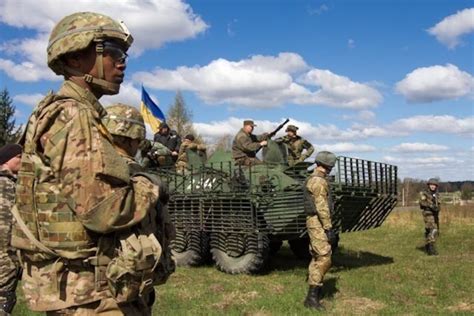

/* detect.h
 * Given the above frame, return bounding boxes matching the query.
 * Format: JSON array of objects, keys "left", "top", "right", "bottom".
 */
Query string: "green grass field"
[{"left": 13, "top": 205, "right": 474, "bottom": 315}]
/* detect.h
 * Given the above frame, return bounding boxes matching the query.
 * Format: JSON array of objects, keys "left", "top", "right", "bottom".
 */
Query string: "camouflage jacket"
[
  {"left": 176, "top": 141, "right": 206, "bottom": 165},
  {"left": 276, "top": 135, "right": 314, "bottom": 165},
  {"left": 13, "top": 80, "right": 160, "bottom": 311},
  {"left": 232, "top": 129, "right": 266, "bottom": 160},
  {"left": 419, "top": 190, "right": 441, "bottom": 213},
  {"left": 306, "top": 169, "right": 332, "bottom": 230},
  {"left": 0, "top": 167, "right": 16, "bottom": 257}
]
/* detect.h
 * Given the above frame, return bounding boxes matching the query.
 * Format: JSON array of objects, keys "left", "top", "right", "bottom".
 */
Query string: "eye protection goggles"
[{"left": 102, "top": 41, "right": 128, "bottom": 64}]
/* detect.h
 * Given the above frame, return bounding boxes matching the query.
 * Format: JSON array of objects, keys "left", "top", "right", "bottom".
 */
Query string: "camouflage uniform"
[
  {"left": 11, "top": 13, "right": 162, "bottom": 315},
  {"left": 0, "top": 167, "right": 20, "bottom": 314},
  {"left": 232, "top": 128, "right": 266, "bottom": 166},
  {"left": 276, "top": 135, "right": 314, "bottom": 166},
  {"left": 175, "top": 141, "right": 206, "bottom": 172},
  {"left": 419, "top": 189, "right": 440, "bottom": 252},
  {"left": 305, "top": 169, "right": 332, "bottom": 287}
]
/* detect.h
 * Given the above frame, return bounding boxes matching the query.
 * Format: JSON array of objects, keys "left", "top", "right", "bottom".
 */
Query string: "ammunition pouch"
[{"left": 106, "top": 233, "right": 162, "bottom": 304}]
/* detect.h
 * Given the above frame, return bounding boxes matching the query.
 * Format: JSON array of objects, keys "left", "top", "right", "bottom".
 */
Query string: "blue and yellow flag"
[{"left": 140, "top": 86, "right": 166, "bottom": 134}]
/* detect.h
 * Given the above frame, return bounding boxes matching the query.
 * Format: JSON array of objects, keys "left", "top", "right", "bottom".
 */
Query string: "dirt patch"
[
  {"left": 333, "top": 296, "right": 386, "bottom": 314},
  {"left": 447, "top": 302, "right": 474, "bottom": 312},
  {"left": 209, "top": 283, "right": 225, "bottom": 293},
  {"left": 212, "top": 290, "right": 260, "bottom": 310}
]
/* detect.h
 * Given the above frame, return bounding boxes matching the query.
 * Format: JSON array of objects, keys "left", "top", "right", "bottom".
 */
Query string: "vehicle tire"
[
  {"left": 171, "top": 230, "right": 210, "bottom": 267},
  {"left": 289, "top": 237, "right": 311, "bottom": 260},
  {"left": 210, "top": 232, "right": 270, "bottom": 274},
  {"left": 269, "top": 240, "right": 283, "bottom": 255}
]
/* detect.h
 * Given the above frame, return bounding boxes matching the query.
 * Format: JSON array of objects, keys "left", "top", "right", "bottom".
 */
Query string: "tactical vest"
[{"left": 11, "top": 93, "right": 102, "bottom": 260}]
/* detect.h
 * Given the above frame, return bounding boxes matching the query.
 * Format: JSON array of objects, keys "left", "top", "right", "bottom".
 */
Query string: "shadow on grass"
[
  {"left": 331, "top": 247, "right": 394, "bottom": 272},
  {"left": 322, "top": 277, "right": 339, "bottom": 299}
]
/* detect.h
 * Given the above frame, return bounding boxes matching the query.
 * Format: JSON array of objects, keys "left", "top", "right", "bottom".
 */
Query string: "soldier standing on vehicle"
[
  {"left": 275, "top": 124, "right": 314, "bottom": 166},
  {"left": 11, "top": 12, "right": 165, "bottom": 315},
  {"left": 0, "top": 144, "right": 22, "bottom": 315},
  {"left": 304, "top": 151, "right": 337, "bottom": 310},
  {"left": 154, "top": 122, "right": 181, "bottom": 161},
  {"left": 175, "top": 134, "right": 207, "bottom": 172},
  {"left": 419, "top": 178, "right": 441, "bottom": 256},
  {"left": 232, "top": 120, "right": 268, "bottom": 166}
]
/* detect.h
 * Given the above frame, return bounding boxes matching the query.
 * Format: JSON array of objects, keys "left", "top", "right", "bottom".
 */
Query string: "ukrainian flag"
[{"left": 140, "top": 86, "right": 166, "bottom": 134}]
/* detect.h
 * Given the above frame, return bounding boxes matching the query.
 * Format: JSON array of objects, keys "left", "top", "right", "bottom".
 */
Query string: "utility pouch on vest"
[
  {"left": 106, "top": 233, "right": 162, "bottom": 303},
  {"left": 304, "top": 178, "right": 317, "bottom": 216}
]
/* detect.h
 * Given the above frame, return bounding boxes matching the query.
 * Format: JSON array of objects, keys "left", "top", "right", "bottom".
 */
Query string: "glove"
[{"left": 325, "top": 229, "right": 338, "bottom": 247}]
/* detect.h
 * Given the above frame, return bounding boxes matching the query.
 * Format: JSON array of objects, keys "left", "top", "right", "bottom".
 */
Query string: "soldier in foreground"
[
  {"left": 175, "top": 134, "right": 207, "bottom": 172},
  {"left": 419, "top": 178, "right": 441, "bottom": 256},
  {"left": 11, "top": 12, "right": 164, "bottom": 315},
  {"left": 0, "top": 144, "right": 22, "bottom": 315},
  {"left": 275, "top": 124, "right": 314, "bottom": 166},
  {"left": 304, "top": 151, "right": 337, "bottom": 310},
  {"left": 232, "top": 120, "right": 268, "bottom": 166}
]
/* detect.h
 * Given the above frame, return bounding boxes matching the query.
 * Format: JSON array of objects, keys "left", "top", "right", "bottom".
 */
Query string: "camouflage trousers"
[
  {"left": 234, "top": 157, "right": 263, "bottom": 166},
  {"left": 422, "top": 210, "right": 439, "bottom": 244},
  {"left": 45, "top": 295, "right": 153, "bottom": 316},
  {"left": 306, "top": 216, "right": 332, "bottom": 287},
  {"left": 175, "top": 161, "right": 188, "bottom": 173},
  {"left": 0, "top": 211, "right": 20, "bottom": 314}
]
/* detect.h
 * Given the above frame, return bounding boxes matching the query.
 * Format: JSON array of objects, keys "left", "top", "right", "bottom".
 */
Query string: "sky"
[{"left": 0, "top": 0, "right": 473, "bottom": 181}]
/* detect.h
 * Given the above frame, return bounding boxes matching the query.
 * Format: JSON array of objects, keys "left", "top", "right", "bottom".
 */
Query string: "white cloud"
[
  {"left": 343, "top": 110, "right": 376, "bottom": 122},
  {"left": 0, "top": 0, "right": 208, "bottom": 81},
  {"left": 427, "top": 8, "right": 474, "bottom": 49},
  {"left": 308, "top": 4, "right": 329, "bottom": 16},
  {"left": 383, "top": 155, "right": 459, "bottom": 166},
  {"left": 134, "top": 52, "right": 382, "bottom": 109},
  {"left": 390, "top": 142, "right": 449, "bottom": 153},
  {"left": 101, "top": 82, "right": 144, "bottom": 108},
  {"left": 13, "top": 93, "right": 45, "bottom": 107},
  {"left": 348, "top": 39, "right": 355, "bottom": 49},
  {"left": 318, "top": 142, "right": 375, "bottom": 153},
  {"left": 395, "top": 64, "right": 474, "bottom": 103},
  {"left": 392, "top": 115, "right": 474, "bottom": 135}
]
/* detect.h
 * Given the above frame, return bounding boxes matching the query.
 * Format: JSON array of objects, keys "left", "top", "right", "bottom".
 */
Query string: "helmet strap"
[{"left": 62, "top": 40, "right": 120, "bottom": 95}]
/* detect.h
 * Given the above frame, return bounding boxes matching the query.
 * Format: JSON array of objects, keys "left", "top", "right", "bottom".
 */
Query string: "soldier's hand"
[
  {"left": 260, "top": 140, "right": 268, "bottom": 147},
  {"left": 171, "top": 151, "right": 178, "bottom": 156},
  {"left": 325, "top": 229, "right": 338, "bottom": 247}
]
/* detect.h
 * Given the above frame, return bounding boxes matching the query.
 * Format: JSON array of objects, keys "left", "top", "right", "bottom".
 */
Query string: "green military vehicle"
[{"left": 159, "top": 139, "right": 398, "bottom": 274}]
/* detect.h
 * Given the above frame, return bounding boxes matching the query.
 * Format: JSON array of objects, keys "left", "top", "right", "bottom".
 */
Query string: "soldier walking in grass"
[
  {"left": 11, "top": 12, "right": 167, "bottom": 315},
  {"left": 275, "top": 124, "right": 314, "bottom": 166},
  {"left": 232, "top": 120, "right": 268, "bottom": 166},
  {"left": 304, "top": 151, "right": 337, "bottom": 310},
  {"left": 0, "top": 144, "right": 22, "bottom": 315},
  {"left": 419, "top": 178, "right": 441, "bottom": 256}
]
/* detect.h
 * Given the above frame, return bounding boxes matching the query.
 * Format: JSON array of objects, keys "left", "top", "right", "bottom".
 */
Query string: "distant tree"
[
  {"left": 0, "top": 88, "right": 21, "bottom": 146},
  {"left": 211, "top": 134, "right": 233, "bottom": 154},
  {"left": 166, "top": 91, "right": 197, "bottom": 138},
  {"left": 460, "top": 183, "right": 473, "bottom": 201}
]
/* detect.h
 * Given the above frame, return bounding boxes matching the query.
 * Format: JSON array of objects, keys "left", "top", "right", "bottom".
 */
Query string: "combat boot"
[
  {"left": 304, "top": 285, "right": 324, "bottom": 310},
  {"left": 426, "top": 243, "right": 438, "bottom": 256}
]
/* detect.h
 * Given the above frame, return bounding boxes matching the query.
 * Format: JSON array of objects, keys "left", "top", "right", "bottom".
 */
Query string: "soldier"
[
  {"left": 275, "top": 124, "right": 314, "bottom": 166},
  {"left": 419, "top": 178, "right": 441, "bottom": 256},
  {"left": 0, "top": 144, "right": 22, "bottom": 315},
  {"left": 175, "top": 134, "right": 206, "bottom": 172},
  {"left": 304, "top": 151, "right": 337, "bottom": 310},
  {"left": 154, "top": 122, "right": 181, "bottom": 161},
  {"left": 232, "top": 120, "right": 268, "bottom": 166},
  {"left": 11, "top": 12, "right": 165, "bottom": 315}
]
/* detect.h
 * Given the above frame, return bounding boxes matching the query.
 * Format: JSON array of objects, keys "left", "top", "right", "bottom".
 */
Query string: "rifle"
[{"left": 266, "top": 118, "right": 290, "bottom": 139}]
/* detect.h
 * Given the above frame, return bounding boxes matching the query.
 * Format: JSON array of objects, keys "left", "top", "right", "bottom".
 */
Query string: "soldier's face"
[
  {"left": 244, "top": 125, "right": 254, "bottom": 133},
  {"left": 287, "top": 131, "right": 296, "bottom": 138},
  {"left": 429, "top": 184, "right": 438, "bottom": 191}
]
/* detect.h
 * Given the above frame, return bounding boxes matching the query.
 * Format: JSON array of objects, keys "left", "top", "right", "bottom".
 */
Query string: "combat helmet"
[
  {"left": 315, "top": 151, "right": 337, "bottom": 168},
  {"left": 103, "top": 104, "right": 145, "bottom": 141},
  {"left": 427, "top": 178, "right": 439, "bottom": 186},
  {"left": 47, "top": 12, "right": 133, "bottom": 94}
]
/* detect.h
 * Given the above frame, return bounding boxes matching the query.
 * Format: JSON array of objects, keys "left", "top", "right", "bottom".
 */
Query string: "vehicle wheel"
[
  {"left": 289, "top": 237, "right": 311, "bottom": 260},
  {"left": 210, "top": 232, "right": 270, "bottom": 274},
  {"left": 269, "top": 240, "right": 283, "bottom": 255},
  {"left": 171, "top": 230, "right": 210, "bottom": 267}
]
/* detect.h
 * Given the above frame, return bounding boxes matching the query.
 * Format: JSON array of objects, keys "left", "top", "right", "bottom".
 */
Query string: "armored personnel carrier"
[{"left": 159, "top": 140, "right": 398, "bottom": 274}]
